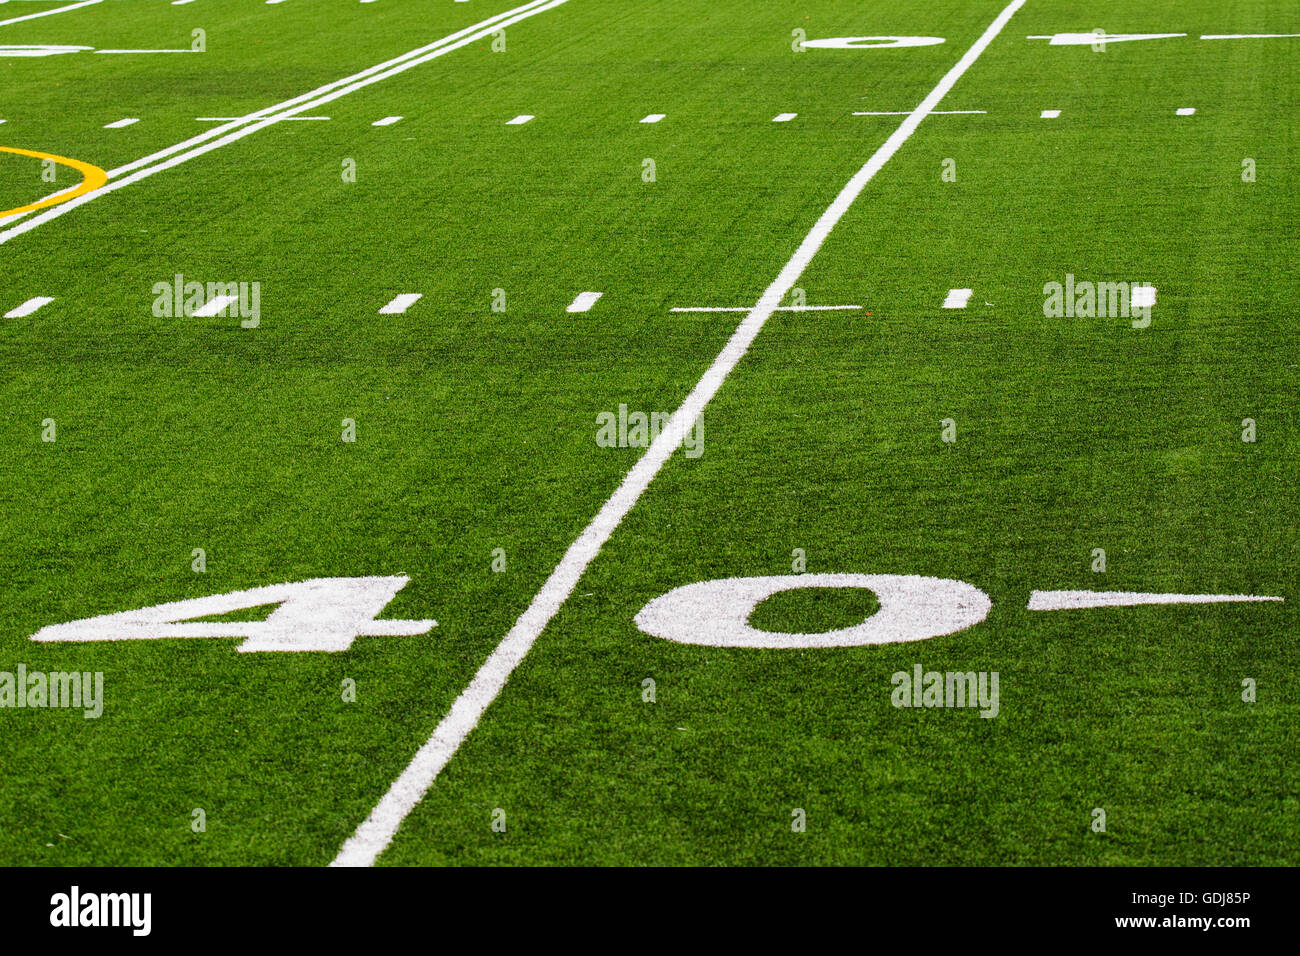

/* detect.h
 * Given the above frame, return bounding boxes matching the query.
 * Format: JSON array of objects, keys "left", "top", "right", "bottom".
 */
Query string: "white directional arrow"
[{"left": 1027, "top": 590, "right": 1283, "bottom": 611}]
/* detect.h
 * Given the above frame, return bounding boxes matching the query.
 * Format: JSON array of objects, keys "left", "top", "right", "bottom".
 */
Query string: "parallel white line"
[
  {"left": 195, "top": 116, "right": 330, "bottom": 122},
  {"left": 0, "top": 0, "right": 568, "bottom": 244},
  {"left": 331, "top": 0, "right": 1029, "bottom": 869},
  {"left": 0, "top": 0, "right": 101, "bottom": 28}
]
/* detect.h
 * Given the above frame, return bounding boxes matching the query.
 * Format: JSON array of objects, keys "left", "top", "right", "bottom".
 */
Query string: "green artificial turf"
[{"left": 0, "top": 0, "right": 1295, "bottom": 866}]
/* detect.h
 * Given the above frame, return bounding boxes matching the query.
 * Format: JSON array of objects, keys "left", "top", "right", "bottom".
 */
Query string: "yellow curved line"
[{"left": 0, "top": 146, "right": 108, "bottom": 217}]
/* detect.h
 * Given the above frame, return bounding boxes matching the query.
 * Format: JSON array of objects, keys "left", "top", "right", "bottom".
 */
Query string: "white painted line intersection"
[
  {"left": 854, "top": 109, "right": 985, "bottom": 116},
  {"left": 1, "top": 0, "right": 573, "bottom": 246},
  {"left": 332, "top": 0, "right": 1031, "bottom": 870}
]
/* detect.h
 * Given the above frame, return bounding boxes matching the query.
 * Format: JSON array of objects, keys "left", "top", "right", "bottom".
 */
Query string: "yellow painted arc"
[{"left": 0, "top": 146, "right": 108, "bottom": 218}]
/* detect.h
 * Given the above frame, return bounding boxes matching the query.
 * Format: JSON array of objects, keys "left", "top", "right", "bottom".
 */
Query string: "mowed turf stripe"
[
  {"left": 332, "top": 0, "right": 1029, "bottom": 868},
  {"left": 0, "top": 0, "right": 569, "bottom": 244}
]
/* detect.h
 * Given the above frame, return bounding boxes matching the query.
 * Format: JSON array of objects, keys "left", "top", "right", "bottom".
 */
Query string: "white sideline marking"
[
  {"left": 506, "top": 113, "right": 534, "bottom": 124},
  {"left": 4, "top": 297, "right": 54, "bottom": 319},
  {"left": 1176, "top": 107, "right": 1196, "bottom": 116},
  {"left": 331, "top": 0, "right": 1028, "bottom": 869},
  {"left": 854, "top": 109, "right": 985, "bottom": 115},
  {"left": 640, "top": 113, "right": 666, "bottom": 123},
  {"left": 372, "top": 115, "right": 403, "bottom": 126},
  {"left": 0, "top": 0, "right": 570, "bottom": 244},
  {"left": 0, "top": 0, "right": 101, "bottom": 28},
  {"left": 772, "top": 112, "right": 797, "bottom": 122},
  {"left": 379, "top": 293, "right": 422, "bottom": 315},
  {"left": 1040, "top": 108, "right": 1061, "bottom": 118},
  {"left": 942, "top": 288, "right": 973, "bottom": 309},
  {"left": 96, "top": 49, "right": 193, "bottom": 54},
  {"left": 1028, "top": 590, "right": 1283, "bottom": 611},
  {"left": 566, "top": 291, "right": 603, "bottom": 313},
  {"left": 1130, "top": 285, "right": 1156, "bottom": 308},
  {"left": 104, "top": 118, "right": 139, "bottom": 129},
  {"left": 670, "top": 305, "right": 861, "bottom": 312},
  {"left": 191, "top": 295, "right": 239, "bottom": 318}
]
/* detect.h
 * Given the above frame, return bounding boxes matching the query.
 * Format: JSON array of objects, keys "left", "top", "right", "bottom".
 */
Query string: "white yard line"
[
  {"left": 331, "top": 0, "right": 1029, "bottom": 869},
  {"left": 1201, "top": 33, "right": 1300, "bottom": 40},
  {"left": 1130, "top": 285, "right": 1156, "bottom": 308},
  {"left": 379, "top": 293, "right": 422, "bottom": 314},
  {"left": 1028, "top": 590, "right": 1282, "bottom": 611},
  {"left": 942, "top": 288, "right": 973, "bottom": 309},
  {"left": 853, "top": 109, "right": 985, "bottom": 116},
  {"left": 0, "top": 0, "right": 568, "bottom": 244},
  {"left": 190, "top": 294, "right": 239, "bottom": 318},
  {"left": 0, "top": 0, "right": 101, "bottom": 28},
  {"left": 565, "top": 291, "right": 603, "bottom": 312},
  {"left": 196, "top": 116, "right": 330, "bottom": 122},
  {"left": 4, "top": 296, "right": 54, "bottom": 318},
  {"left": 670, "top": 305, "right": 862, "bottom": 312}
]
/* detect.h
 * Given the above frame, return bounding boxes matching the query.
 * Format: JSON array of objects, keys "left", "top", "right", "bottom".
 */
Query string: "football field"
[{"left": 0, "top": 0, "right": 1296, "bottom": 867}]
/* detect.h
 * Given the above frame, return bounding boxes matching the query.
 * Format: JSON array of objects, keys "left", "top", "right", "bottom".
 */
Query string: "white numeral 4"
[{"left": 31, "top": 576, "right": 436, "bottom": 652}]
